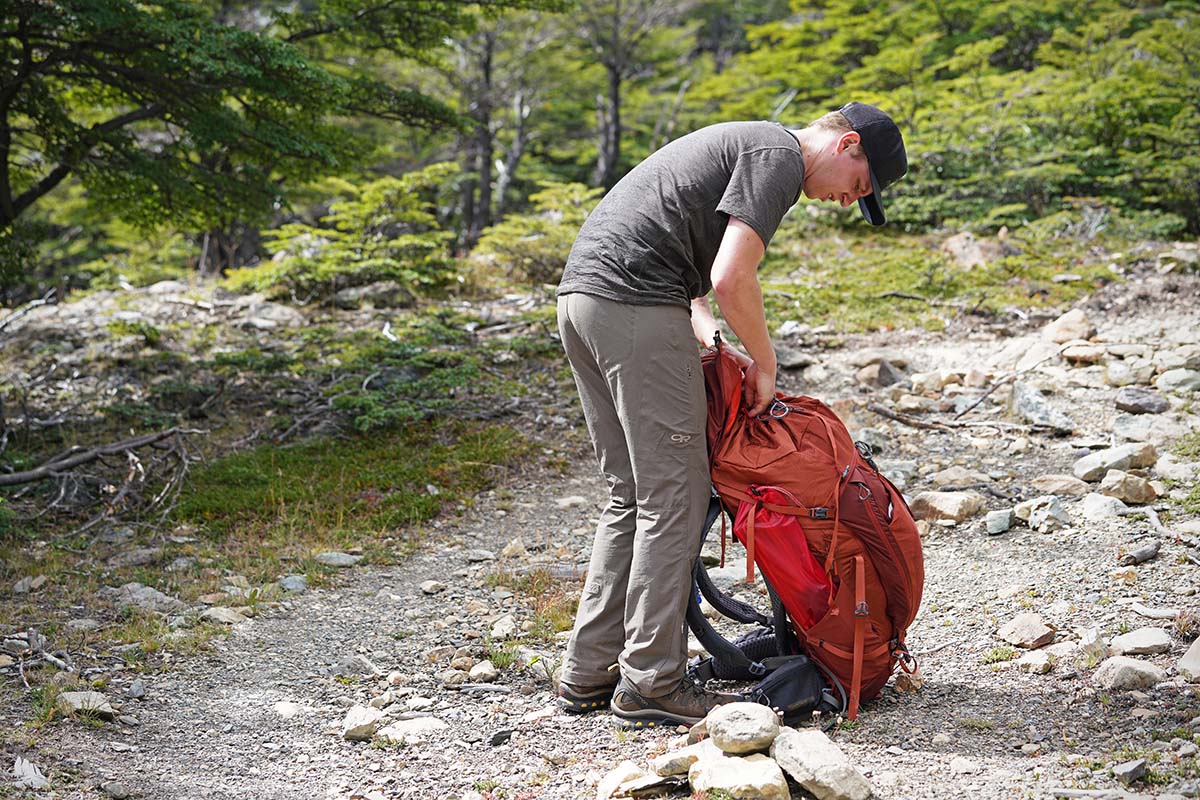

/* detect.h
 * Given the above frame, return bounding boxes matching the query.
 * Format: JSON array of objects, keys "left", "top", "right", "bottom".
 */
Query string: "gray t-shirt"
[{"left": 558, "top": 121, "right": 804, "bottom": 309}]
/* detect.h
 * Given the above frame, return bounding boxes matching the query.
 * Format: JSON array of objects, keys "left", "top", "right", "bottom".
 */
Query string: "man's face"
[{"left": 802, "top": 131, "right": 873, "bottom": 209}]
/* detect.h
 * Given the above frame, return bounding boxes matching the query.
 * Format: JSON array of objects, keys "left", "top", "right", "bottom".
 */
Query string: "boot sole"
[
  {"left": 612, "top": 707, "right": 701, "bottom": 729},
  {"left": 558, "top": 686, "right": 617, "bottom": 715}
]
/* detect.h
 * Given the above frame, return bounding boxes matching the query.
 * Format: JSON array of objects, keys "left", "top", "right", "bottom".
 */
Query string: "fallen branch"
[
  {"left": 1117, "top": 505, "right": 1199, "bottom": 548},
  {"left": 937, "top": 482, "right": 1017, "bottom": 500},
  {"left": 0, "top": 427, "right": 205, "bottom": 487},
  {"left": 0, "top": 289, "right": 55, "bottom": 336},
  {"left": 954, "top": 342, "right": 1074, "bottom": 419},
  {"left": 866, "top": 403, "right": 1029, "bottom": 434}
]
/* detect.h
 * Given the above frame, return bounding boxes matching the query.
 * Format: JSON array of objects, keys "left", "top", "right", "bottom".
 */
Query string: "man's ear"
[{"left": 836, "top": 131, "right": 861, "bottom": 153}]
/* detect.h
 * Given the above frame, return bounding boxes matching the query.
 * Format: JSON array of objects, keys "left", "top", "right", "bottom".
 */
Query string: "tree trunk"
[{"left": 465, "top": 34, "right": 496, "bottom": 249}]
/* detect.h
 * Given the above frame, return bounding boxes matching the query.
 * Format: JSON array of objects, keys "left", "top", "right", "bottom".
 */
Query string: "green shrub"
[{"left": 471, "top": 182, "right": 603, "bottom": 286}]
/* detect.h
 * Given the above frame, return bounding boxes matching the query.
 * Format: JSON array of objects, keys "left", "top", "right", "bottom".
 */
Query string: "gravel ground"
[{"left": 10, "top": 268, "right": 1200, "bottom": 799}]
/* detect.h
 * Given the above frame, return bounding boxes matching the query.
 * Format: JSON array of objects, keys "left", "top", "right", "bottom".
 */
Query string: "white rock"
[
  {"left": 200, "top": 606, "right": 248, "bottom": 625},
  {"left": 500, "top": 538, "right": 526, "bottom": 559},
  {"left": 597, "top": 760, "right": 645, "bottom": 800},
  {"left": 490, "top": 614, "right": 519, "bottom": 639},
  {"left": 1155, "top": 453, "right": 1198, "bottom": 482},
  {"left": 1110, "top": 627, "right": 1172, "bottom": 656},
  {"left": 1041, "top": 308, "right": 1094, "bottom": 343},
  {"left": 1099, "top": 470, "right": 1158, "bottom": 504},
  {"left": 706, "top": 702, "right": 781, "bottom": 754},
  {"left": 468, "top": 660, "right": 500, "bottom": 682},
  {"left": 1017, "top": 650, "right": 1055, "bottom": 674},
  {"left": 1028, "top": 496, "right": 1071, "bottom": 532},
  {"left": 651, "top": 739, "right": 723, "bottom": 777},
  {"left": 375, "top": 716, "right": 448, "bottom": 746},
  {"left": 315, "top": 552, "right": 362, "bottom": 567},
  {"left": 420, "top": 580, "right": 446, "bottom": 594},
  {"left": 1177, "top": 638, "right": 1200, "bottom": 681},
  {"left": 949, "top": 756, "right": 980, "bottom": 775},
  {"left": 997, "top": 613, "right": 1056, "bottom": 648},
  {"left": 1156, "top": 368, "right": 1200, "bottom": 392},
  {"left": 1080, "top": 492, "right": 1129, "bottom": 520},
  {"left": 1078, "top": 627, "right": 1111, "bottom": 662},
  {"left": 689, "top": 752, "right": 789, "bottom": 800},
  {"left": 1093, "top": 656, "right": 1167, "bottom": 690},
  {"left": 340, "top": 705, "right": 383, "bottom": 741},
  {"left": 555, "top": 495, "right": 588, "bottom": 509},
  {"left": 12, "top": 756, "right": 50, "bottom": 790},
  {"left": 1030, "top": 474, "right": 1090, "bottom": 496},
  {"left": 771, "top": 728, "right": 872, "bottom": 800},
  {"left": 273, "top": 701, "right": 304, "bottom": 719},
  {"left": 910, "top": 491, "right": 987, "bottom": 523},
  {"left": 1072, "top": 443, "right": 1158, "bottom": 482},
  {"left": 57, "top": 691, "right": 116, "bottom": 720}
]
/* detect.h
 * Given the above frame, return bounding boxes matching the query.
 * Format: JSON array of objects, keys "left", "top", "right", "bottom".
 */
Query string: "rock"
[
  {"left": 200, "top": 607, "right": 247, "bottom": 625},
  {"left": 450, "top": 655, "right": 475, "bottom": 671},
  {"left": 997, "top": 613, "right": 1056, "bottom": 648},
  {"left": 374, "top": 717, "right": 447, "bottom": 746},
  {"left": 424, "top": 646, "right": 455, "bottom": 663},
  {"left": 340, "top": 705, "right": 383, "bottom": 741},
  {"left": 420, "top": 580, "right": 447, "bottom": 595},
  {"left": 314, "top": 552, "right": 361, "bottom": 568},
  {"left": 949, "top": 756, "right": 980, "bottom": 775},
  {"left": 57, "top": 691, "right": 117, "bottom": 720},
  {"left": 688, "top": 752, "right": 789, "bottom": 800},
  {"left": 126, "top": 679, "right": 146, "bottom": 700},
  {"left": 468, "top": 660, "right": 500, "bottom": 682},
  {"left": 1156, "top": 369, "right": 1200, "bottom": 392},
  {"left": 651, "top": 739, "right": 723, "bottom": 777},
  {"left": 331, "top": 280, "right": 412, "bottom": 310},
  {"left": 465, "top": 549, "right": 496, "bottom": 563},
  {"left": 941, "top": 231, "right": 1004, "bottom": 269},
  {"left": 1010, "top": 382, "right": 1075, "bottom": 433},
  {"left": 706, "top": 702, "right": 781, "bottom": 754},
  {"left": 102, "top": 582, "right": 184, "bottom": 614},
  {"left": 910, "top": 491, "right": 986, "bottom": 523},
  {"left": 1157, "top": 244, "right": 1200, "bottom": 273},
  {"left": 440, "top": 669, "right": 469, "bottom": 687},
  {"left": 930, "top": 465, "right": 991, "bottom": 487},
  {"left": 490, "top": 614, "right": 518, "bottom": 639},
  {"left": 1110, "top": 627, "right": 1172, "bottom": 656},
  {"left": 985, "top": 509, "right": 1014, "bottom": 535},
  {"left": 1073, "top": 443, "right": 1157, "bottom": 481},
  {"left": 106, "top": 547, "right": 162, "bottom": 568},
  {"left": 554, "top": 495, "right": 588, "bottom": 509},
  {"left": 1017, "top": 650, "right": 1055, "bottom": 674},
  {"left": 1041, "top": 308, "right": 1094, "bottom": 343},
  {"left": 1156, "top": 453, "right": 1198, "bottom": 482},
  {"left": 777, "top": 346, "right": 816, "bottom": 370},
  {"left": 279, "top": 575, "right": 308, "bottom": 593},
  {"left": 1131, "top": 602, "right": 1176, "bottom": 619},
  {"left": 598, "top": 761, "right": 647, "bottom": 800},
  {"left": 1079, "top": 493, "right": 1129, "bottom": 521},
  {"left": 1178, "top": 638, "right": 1200, "bottom": 681},
  {"left": 1061, "top": 342, "right": 1106, "bottom": 363},
  {"left": 1099, "top": 470, "right": 1157, "bottom": 504},
  {"left": 101, "top": 781, "right": 134, "bottom": 799},
  {"left": 771, "top": 728, "right": 872, "bottom": 800},
  {"left": 1027, "top": 496, "right": 1070, "bottom": 532},
  {"left": 893, "top": 669, "right": 924, "bottom": 693},
  {"left": 910, "top": 369, "right": 960, "bottom": 394},
  {"left": 334, "top": 654, "right": 382, "bottom": 676},
  {"left": 1030, "top": 474, "right": 1089, "bottom": 496},
  {"left": 1094, "top": 656, "right": 1167, "bottom": 690},
  {"left": 1115, "top": 387, "right": 1170, "bottom": 414},
  {"left": 1113, "top": 758, "right": 1147, "bottom": 786},
  {"left": 848, "top": 348, "right": 909, "bottom": 369},
  {"left": 12, "top": 756, "right": 50, "bottom": 790},
  {"left": 12, "top": 576, "right": 34, "bottom": 594},
  {"left": 1079, "top": 627, "right": 1111, "bottom": 662},
  {"left": 273, "top": 701, "right": 303, "bottom": 719},
  {"left": 500, "top": 538, "right": 526, "bottom": 559}
]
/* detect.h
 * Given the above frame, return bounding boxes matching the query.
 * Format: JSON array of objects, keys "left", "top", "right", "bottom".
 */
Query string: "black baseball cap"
[{"left": 839, "top": 102, "right": 907, "bottom": 226}]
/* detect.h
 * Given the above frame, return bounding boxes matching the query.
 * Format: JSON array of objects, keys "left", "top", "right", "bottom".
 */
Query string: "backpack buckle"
[
  {"left": 749, "top": 660, "right": 768, "bottom": 677},
  {"left": 810, "top": 508, "right": 829, "bottom": 520},
  {"left": 854, "top": 602, "right": 869, "bottom": 617}
]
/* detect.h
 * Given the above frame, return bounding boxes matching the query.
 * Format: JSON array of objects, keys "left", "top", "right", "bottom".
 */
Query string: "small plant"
[
  {"left": 486, "top": 639, "right": 519, "bottom": 670},
  {"left": 106, "top": 319, "right": 163, "bottom": 345},
  {"left": 1116, "top": 620, "right": 1131, "bottom": 635},
  {"left": 981, "top": 646, "right": 1017, "bottom": 664}
]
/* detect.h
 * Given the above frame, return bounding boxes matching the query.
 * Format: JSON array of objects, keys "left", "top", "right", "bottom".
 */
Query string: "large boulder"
[
  {"left": 706, "top": 702, "right": 781, "bottom": 754},
  {"left": 688, "top": 752, "right": 789, "bottom": 800},
  {"left": 1093, "top": 656, "right": 1166, "bottom": 690},
  {"left": 771, "top": 728, "right": 873, "bottom": 800}
]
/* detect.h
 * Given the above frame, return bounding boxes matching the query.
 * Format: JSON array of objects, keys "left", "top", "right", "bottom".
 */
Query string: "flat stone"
[
  {"left": 279, "top": 575, "right": 308, "bottom": 593},
  {"left": 465, "top": 549, "right": 495, "bottom": 563},
  {"left": 1156, "top": 368, "right": 1200, "bottom": 392},
  {"left": 1131, "top": 602, "right": 1177, "bottom": 620},
  {"left": 200, "top": 607, "right": 247, "bottom": 625},
  {"left": 1017, "top": 650, "right": 1055, "bottom": 674},
  {"left": 1073, "top": 443, "right": 1158, "bottom": 481},
  {"left": 12, "top": 756, "right": 50, "bottom": 790},
  {"left": 1100, "top": 470, "right": 1157, "bottom": 504},
  {"left": 1094, "top": 656, "right": 1167, "bottom": 690},
  {"left": 778, "top": 346, "right": 816, "bottom": 370},
  {"left": 376, "top": 716, "right": 448, "bottom": 746},
  {"left": 1041, "top": 308, "right": 1094, "bottom": 343},
  {"left": 1113, "top": 758, "right": 1147, "bottom": 786},
  {"left": 1115, "top": 387, "right": 1170, "bottom": 414},
  {"left": 315, "top": 552, "right": 361, "bottom": 567},
  {"left": 848, "top": 348, "right": 909, "bottom": 368},
  {"left": 910, "top": 491, "right": 987, "bottom": 523},
  {"left": 554, "top": 495, "right": 588, "bottom": 509},
  {"left": 468, "top": 660, "right": 499, "bottom": 682},
  {"left": 706, "top": 702, "right": 781, "bottom": 754},
  {"left": 1156, "top": 453, "right": 1198, "bottom": 482},
  {"left": 1110, "top": 627, "right": 1172, "bottom": 656},
  {"left": 598, "top": 761, "right": 647, "bottom": 800},
  {"left": 997, "top": 613, "right": 1056, "bottom": 648},
  {"left": 1030, "top": 474, "right": 1089, "bottom": 496},
  {"left": 1177, "top": 638, "right": 1200, "bottom": 680},
  {"left": 334, "top": 654, "right": 382, "bottom": 676},
  {"left": 103, "top": 582, "right": 185, "bottom": 614},
  {"left": 420, "top": 580, "right": 447, "bottom": 594},
  {"left": 1010, "top": 382, "right": 1076, "bottom": 432},
  {"left": 771, "top": 728, "right": 872, "bottom": 800},
  {"left": 58, "top": 691, "right": 116, "bottom": 720},
  {"left": 273, "top": 701, "right": 304, "bottom": 719},
  {"left": 652, "top": 739, "right": 723, "bottom": 777},
  {"left": 1062, "top": 342, "right": 1106, "bottom": 363},
  {"left": 949, "top": 756, "right": 980, "bottom": 775},
  {"left": 930, "top": 465, "right": 991, "bottom": 487},
  {"left": 340, "top": 705, "right": 383, "bottom": 741},
  {"left": 1080, "top": 492, "right": 1129, "bottom": 520},
  {"left": 689, "top": 752, "right": 789, "bottom": 800}
]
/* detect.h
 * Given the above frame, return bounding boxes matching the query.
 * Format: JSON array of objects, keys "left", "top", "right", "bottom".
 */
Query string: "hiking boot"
[
  {"left": 557, "top": 679, "right": 618, "bottom": 714},
  {"left": 611, "top": 676, "right": 743, "bottom": 728}
]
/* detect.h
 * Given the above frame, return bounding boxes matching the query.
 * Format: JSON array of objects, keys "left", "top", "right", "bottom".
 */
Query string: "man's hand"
[{"left": 744, "top": 360, "right": 777, "bottom": 417}]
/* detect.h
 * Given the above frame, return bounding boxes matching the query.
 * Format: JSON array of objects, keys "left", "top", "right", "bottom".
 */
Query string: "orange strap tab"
[{"left": 849, "top": 555, "right": 867, "bottom": 720}]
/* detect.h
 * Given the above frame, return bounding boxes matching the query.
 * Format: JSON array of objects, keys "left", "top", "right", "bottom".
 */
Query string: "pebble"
[{"left": 985, "top": 509, "right": 1013, "bottom": 535}]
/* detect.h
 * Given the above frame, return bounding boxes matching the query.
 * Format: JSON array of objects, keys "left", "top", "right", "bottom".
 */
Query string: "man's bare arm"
[{"left": 709, "top": 216, "right": 775, "bottom": 415}]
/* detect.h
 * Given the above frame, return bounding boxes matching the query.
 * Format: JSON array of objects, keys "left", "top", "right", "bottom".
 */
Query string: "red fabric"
[{"left": 733, "top": 487, "right": 832, "bottom": 630}]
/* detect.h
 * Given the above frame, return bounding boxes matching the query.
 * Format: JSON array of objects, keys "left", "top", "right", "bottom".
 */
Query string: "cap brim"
[{"left": 858, "top": 168, "right": 885, "bottom": 226}]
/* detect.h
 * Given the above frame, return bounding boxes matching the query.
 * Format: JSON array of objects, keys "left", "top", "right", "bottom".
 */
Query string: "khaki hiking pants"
[{"left": 557, "top": 292, "right": 710, "bottom": 697}]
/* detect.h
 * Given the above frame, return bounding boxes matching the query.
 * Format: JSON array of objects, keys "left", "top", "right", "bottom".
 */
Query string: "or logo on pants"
[{"left": 669, "top": 433, "right": 693, "bottom": 444}]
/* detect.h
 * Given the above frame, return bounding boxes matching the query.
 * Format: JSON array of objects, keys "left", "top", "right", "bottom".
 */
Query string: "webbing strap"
[
  {"left": 849, "top": 555, "right": 867, "bottom": 720},
  {"left": 744, "top": 499, "right": 757, "bottom": 583}
]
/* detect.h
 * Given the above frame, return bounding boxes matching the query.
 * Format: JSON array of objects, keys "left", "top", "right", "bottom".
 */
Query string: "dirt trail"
[{"left": 15, "top": 270, "right": 1200, "bottom": 799}]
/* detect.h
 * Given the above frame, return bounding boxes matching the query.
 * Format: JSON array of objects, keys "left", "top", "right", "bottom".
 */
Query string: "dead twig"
[
  {"left": 0, "top": 427, "right": 204, "bottom": 487},
  {"left": 867, "top": 403, "right": 955, "bottom": 432},
  {"left": 0, "top": 288, "right": 55, "bottom": 336},
  {"left": 937, "top": 482, "right": 1017, "bottom": 500},
  {"left": 953, "top": 342, "right": 1074, "bottom": 419}
]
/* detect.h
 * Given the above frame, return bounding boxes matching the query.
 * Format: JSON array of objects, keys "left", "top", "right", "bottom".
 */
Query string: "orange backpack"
[{"left": 701, "top": 338, "right": 925, "bottom": 719}]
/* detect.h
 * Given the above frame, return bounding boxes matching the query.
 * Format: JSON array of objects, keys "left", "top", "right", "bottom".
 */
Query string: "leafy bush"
[
  {"left": 471, "top": 182, "right": 603, "bottom": 286},
  {"left": 225, "top": 163, "right": 459, "bottom": 300}
]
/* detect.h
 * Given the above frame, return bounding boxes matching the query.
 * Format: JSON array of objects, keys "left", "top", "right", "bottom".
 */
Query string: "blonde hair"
[{"left": 808, "top": 110, "right": 867, "bottom": 160}]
